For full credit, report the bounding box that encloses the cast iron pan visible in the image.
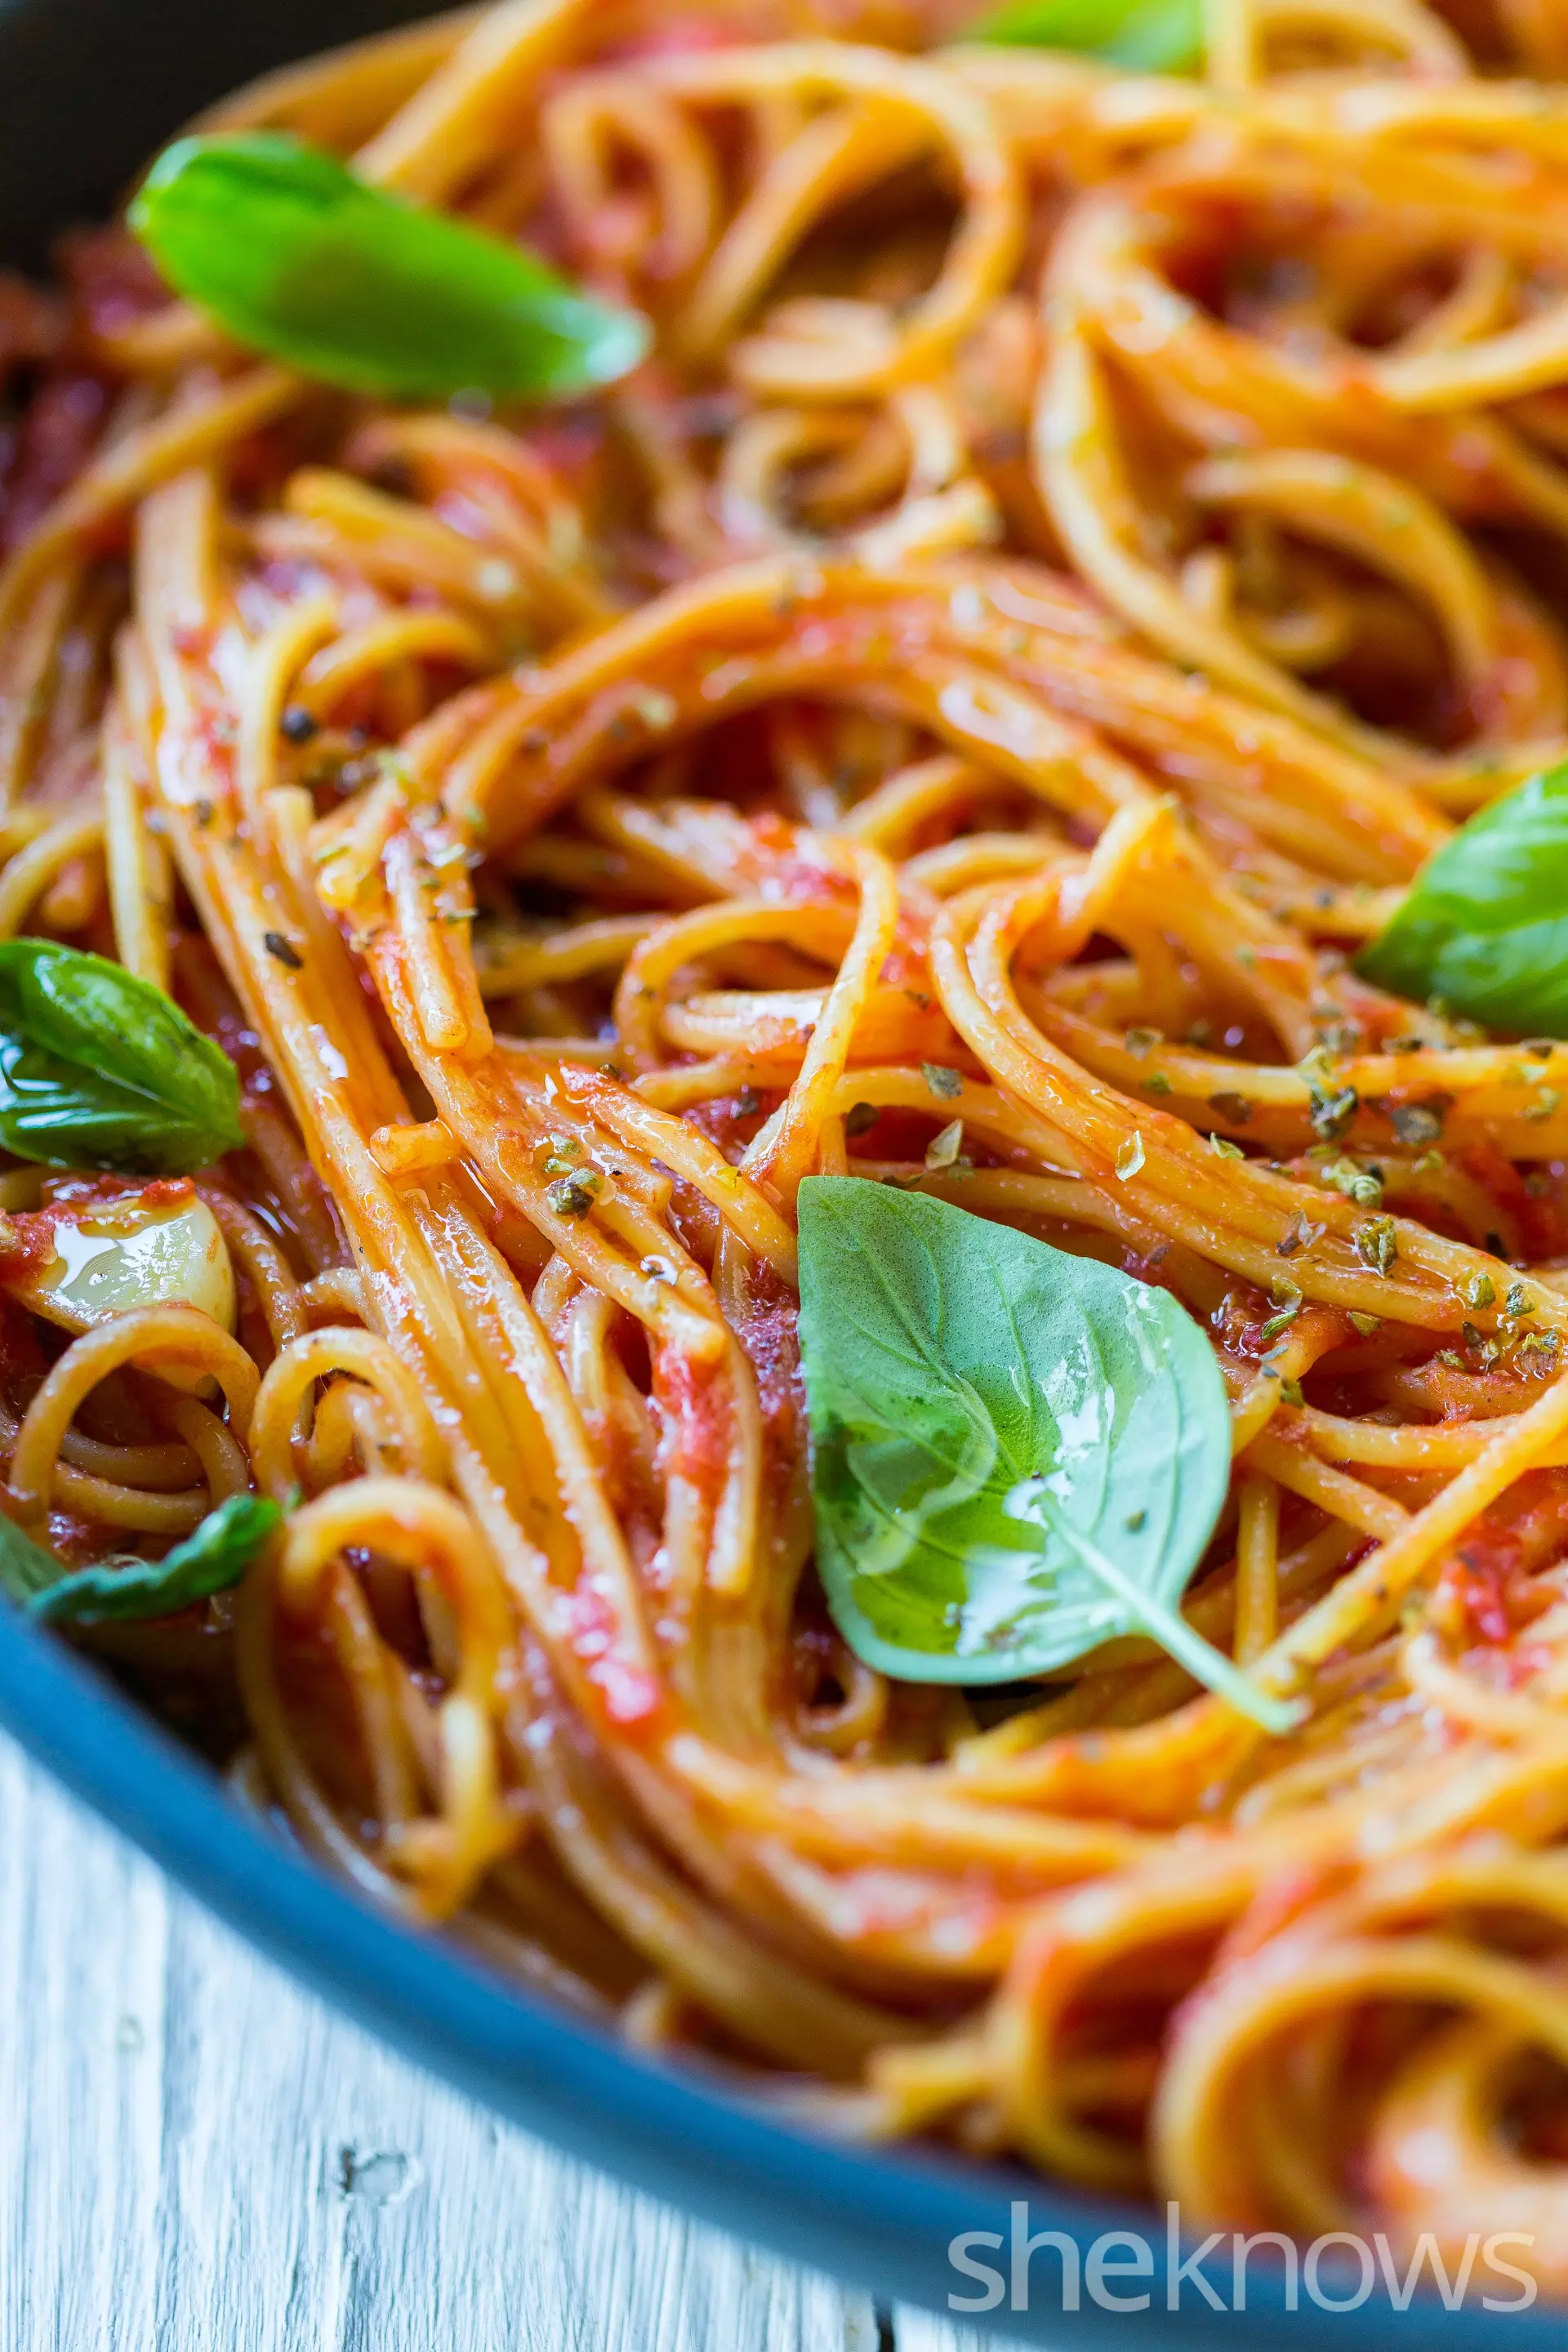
[0,5,1547,2336]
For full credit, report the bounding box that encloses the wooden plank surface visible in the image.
[0,1732,1009,2352]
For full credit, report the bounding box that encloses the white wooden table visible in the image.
[0,1734,1009,2352]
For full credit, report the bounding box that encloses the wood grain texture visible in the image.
[898,2312,1026,2352]
[0,1731,1001,2352]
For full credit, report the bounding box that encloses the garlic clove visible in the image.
[0,1183,236,1340]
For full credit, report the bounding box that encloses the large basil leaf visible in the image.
[2,1493,279,1626]
[131,133,651,403]
[0,939,243,1172]
[1356,761,1568,1036]
[796,1178,1290,1731]
[969,0,1203,71]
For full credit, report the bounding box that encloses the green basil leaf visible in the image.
[0,939,243,1173]
[1356,760,1568,1036]
[796,1178,1293,1731]
[20,1494,280,1627]
[0,1511,69,1606]
[130,132,652,403]
[969,0,1203,71]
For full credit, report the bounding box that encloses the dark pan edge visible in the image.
[0,0,443,264]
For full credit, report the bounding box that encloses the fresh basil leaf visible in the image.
[969,0,1203,71]
[796,1178,1293,1731]
[0,939,243,1172]
[20,1494,280,1627]
[0,1510,69,1606]
[1356,760,1568,1036]
[130,133,652,403]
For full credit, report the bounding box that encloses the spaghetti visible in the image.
[5,0,1568,2280]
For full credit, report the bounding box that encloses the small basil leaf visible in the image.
[25,1494,281,1627]
[0,939,243,1173]
[969,0,1203,71]
[0,1510,69,1606]
[1356,760,1568,1037]
[797,1178,1291,1731]
[130,133,652,403]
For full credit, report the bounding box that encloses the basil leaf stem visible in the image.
[0,939,243,1173]
[796,1178,1266,1711]
[130,133,652,403]
[969,0,1203,71]
[4,1494,280,1626]
[1356,760,1568,1037]
[1010,1484,1300,1734]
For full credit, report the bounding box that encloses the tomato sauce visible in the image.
[558,1579,660,1728]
